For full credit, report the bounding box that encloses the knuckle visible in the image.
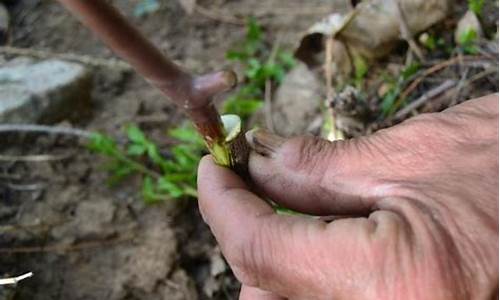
[280,136,336,177]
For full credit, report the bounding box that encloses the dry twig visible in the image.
[0,272,33,286]
[0,124,92,139]
[394,79,456,119]
[0,153,74,162]
[324,35,344,141]
[0,46,131,70]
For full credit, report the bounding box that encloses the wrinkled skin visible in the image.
[197,94,499,300]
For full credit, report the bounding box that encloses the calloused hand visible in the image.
[197,94,498,300]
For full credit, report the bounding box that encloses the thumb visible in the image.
[246,129,397,216]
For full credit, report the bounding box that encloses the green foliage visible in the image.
[134,0,160,17]
[420,33,446,51]
[458,28,479,54]
[468,0,485,16]
[87,124,203,203]
[224,18,296,119]
[88,19,295,204]
[353,55,368,88]
[380,62,421,117]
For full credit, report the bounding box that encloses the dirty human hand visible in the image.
[197,94,498,300]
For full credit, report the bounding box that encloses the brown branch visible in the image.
[393,80,456,120]
[0,124,92,138]
[57,0,236,150]
[401,56,482,101]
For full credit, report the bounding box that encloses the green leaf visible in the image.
[245,58,263,79]
[277,51,296,69]
[401,62,421,81]
[127,144,146,156]
[458,28,478,45]
[458,28,479,54]
[168,126,204,146]
[246,17,263,43]
[381,86,400,116]
[468,0,485,15]
[107,163,135,186]
[157,177,184,198]
[354,55,368,83]
[142,176,165,204]
[87,132,118,156]
[126,125,147,144]
[226,50,248,61]
[223,97,263,118]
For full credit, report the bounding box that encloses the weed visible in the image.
[224,18,296,119]
[420,33,446,52]
[468,0,485,16]
[88,124,203,203]
[88,19,296,203]
[380,62,421,117]
[353,55,368,88]
[458,28,479,54]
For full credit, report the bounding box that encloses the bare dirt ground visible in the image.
[0,0,498,299]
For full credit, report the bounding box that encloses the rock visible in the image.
[0,58,92,124]
[0,3,8,45]
[272,62,322,137]
[455,10,483,44]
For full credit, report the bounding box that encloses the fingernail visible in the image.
[245,128,285,157]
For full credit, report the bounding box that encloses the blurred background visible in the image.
[0,0,498,299]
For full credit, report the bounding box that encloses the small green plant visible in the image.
[380,62,421,117]
[224,18,296,120]
[353,55,368,88]
[88,124,203,203]
[458,28,479,54]
[420,33,446,51]
[468,0,485,16]
[88,19,295,203]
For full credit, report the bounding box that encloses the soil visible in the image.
[0,0,498,300]
[0,1,345,299]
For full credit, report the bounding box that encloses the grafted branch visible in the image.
[57,0,240,167]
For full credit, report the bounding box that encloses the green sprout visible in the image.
[380,62,421,117]
[458,28,480,54]
[224,18,296,120]
[88,124,203,203]
[88,19,296,203]
[468,0,485,16]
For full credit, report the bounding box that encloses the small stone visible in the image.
[0,58,92,124]
[455,10,483,44]
[272,62,322,137]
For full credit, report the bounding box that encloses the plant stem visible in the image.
[57,0,239,169]
[112,150,161,179]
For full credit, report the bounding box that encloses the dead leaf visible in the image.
[296,0,450,67]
